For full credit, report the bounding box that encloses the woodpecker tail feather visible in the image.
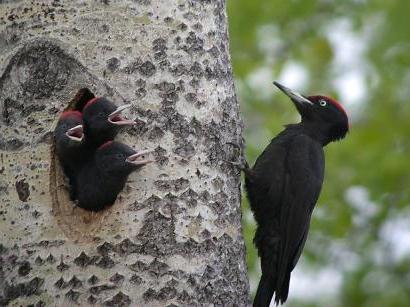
[254,274,275,307]
[254,272,290,307]
[274,272,290,305]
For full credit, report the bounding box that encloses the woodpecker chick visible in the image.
[243,82,348,306]
[82,97,139,148]
[54,110,85,199]
[75,141,154,211]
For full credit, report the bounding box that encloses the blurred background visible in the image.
[227,0,410,306]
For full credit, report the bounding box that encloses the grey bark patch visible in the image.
[74,252,97,267]
[157,286,177,300]
[184,32,204,54]
[189,61,204,77]
[138,210,175,257]
[180,188,199,207]
[185,92,197,103]
[1,277,44,305]
[106,57,120,72]
[153,38,167,51]
[89,284,116,295]
[135,87,147,99]
[143,288,157,302]
[173,141,195,158]
[67,276,82,288]
[134,0,150,5]
[97,241,115,255]
[129,274,143,285]
[169,63,186,76]
[56,259,69,272]
[115,238,139,256]
[177,23,188,31]
[104,291,131,307]
[154,178,189,192]
[155,81,179,104]
[147,258,169,277]
[34,256,43,265]
[54,277,67,289]
[109,273,124,285]
[46,254,56,263]
[88,295,98,304]
[138,61,156,77]
[129,260,148,272]
[88,275,99,285]
[0,40,72,99]
[22,240,65,249]
[153,146,169,166]
[17,261,31,276]
[154,50,167,61]
[147,126,165,140]
[65,289,80,302]
[96,255,115,269]
[0,138,24,150]
[15,178,29,202]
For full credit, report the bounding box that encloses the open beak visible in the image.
[65,125,84,142]
[108,104,140,126]
[273,81,313,108]
[126,149,155,166]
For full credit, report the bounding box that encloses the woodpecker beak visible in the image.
[108,104,141,126]
[65,125,84,142]
[273,81,313,108]
[126,149,155,166]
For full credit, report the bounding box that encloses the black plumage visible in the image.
[54,110,86,199]
[75,141,153,211]
[245,82,349,306]
[82,97,137,148]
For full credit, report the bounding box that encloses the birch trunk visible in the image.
[0,0,248,305]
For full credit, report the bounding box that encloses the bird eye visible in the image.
[319,99,327,106]
[116,153,124,160]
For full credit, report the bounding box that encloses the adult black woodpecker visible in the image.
[54,110,85,199]
[244,82,349,306]
[82,97,138,148]
[75,141,154,211]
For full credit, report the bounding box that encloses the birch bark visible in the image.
[0,0,248,305]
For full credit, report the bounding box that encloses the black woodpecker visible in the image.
[54,110,87,200]
[75,141,154,211]
[244,81,349,306]
[82,97,138,148]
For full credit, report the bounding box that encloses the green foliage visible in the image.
[228,0,410,305]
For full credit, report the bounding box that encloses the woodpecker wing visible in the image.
[249,132,325,306]
[275,134,324,302]
[246,136,289,307]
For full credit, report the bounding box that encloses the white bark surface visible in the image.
[0,0,248,305]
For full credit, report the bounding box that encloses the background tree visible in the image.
[0,0,249,305]
[228,0,410,306]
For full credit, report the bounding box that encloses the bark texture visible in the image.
[0,0,248,306]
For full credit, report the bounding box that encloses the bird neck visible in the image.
[95,166,127,191]
[285,123,332,146]
[95,159,133,183]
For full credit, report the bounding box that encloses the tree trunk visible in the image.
[0,0,248,306]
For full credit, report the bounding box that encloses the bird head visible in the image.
[57,111,84,143]
[83,97,137,139]
[96,141,154,176]
[273,81,349,142]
